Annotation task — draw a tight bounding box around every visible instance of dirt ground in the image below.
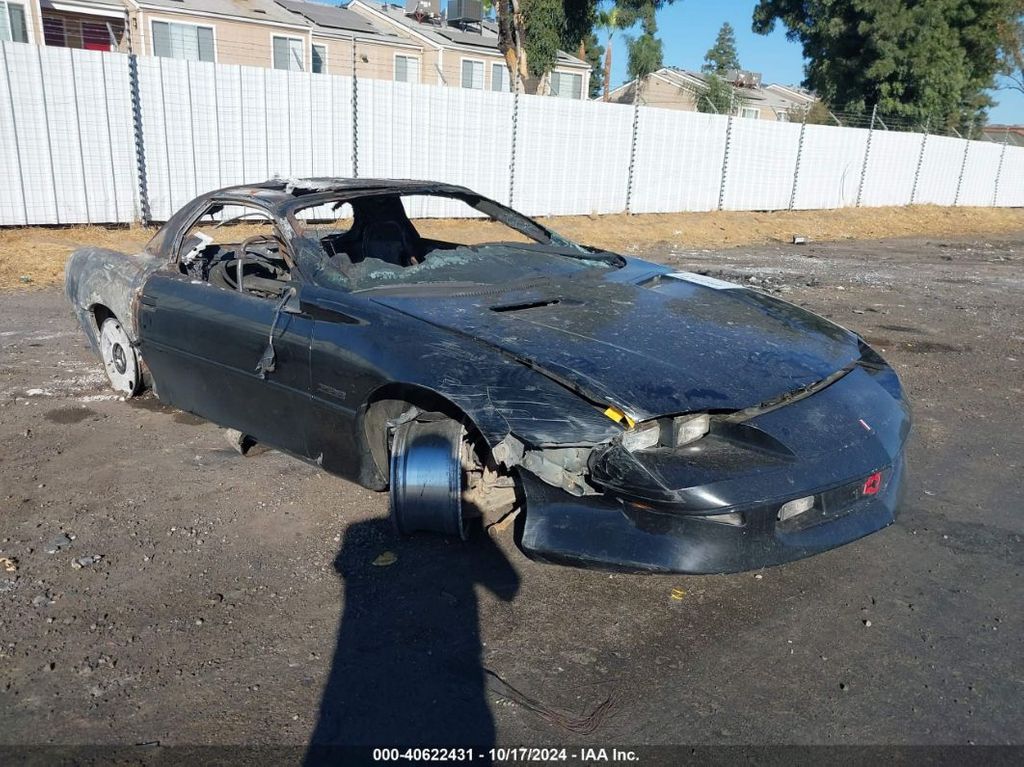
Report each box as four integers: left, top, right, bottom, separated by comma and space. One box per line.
3, 205, 1024, 290
1, 230, 1022, 755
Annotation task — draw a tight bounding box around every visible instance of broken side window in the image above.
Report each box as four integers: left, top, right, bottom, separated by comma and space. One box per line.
178, 203, 294, 298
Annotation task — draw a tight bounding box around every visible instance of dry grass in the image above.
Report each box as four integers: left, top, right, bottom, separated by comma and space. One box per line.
3, 205, 1023, 290
542, 205, 1024, 253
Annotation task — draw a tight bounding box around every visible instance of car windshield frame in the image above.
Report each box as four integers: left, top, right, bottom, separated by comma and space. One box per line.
284, 189, 575, 246
280, 189, 622, 292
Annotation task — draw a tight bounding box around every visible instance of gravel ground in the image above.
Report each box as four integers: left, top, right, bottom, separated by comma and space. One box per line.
0, 233, 1022, 751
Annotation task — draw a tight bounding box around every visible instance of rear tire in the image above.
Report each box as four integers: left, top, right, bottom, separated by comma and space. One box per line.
389, 418, 467, 540
98, 317, 141, 397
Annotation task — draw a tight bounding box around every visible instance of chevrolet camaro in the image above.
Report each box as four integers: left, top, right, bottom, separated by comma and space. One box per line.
65, 178, 910, 573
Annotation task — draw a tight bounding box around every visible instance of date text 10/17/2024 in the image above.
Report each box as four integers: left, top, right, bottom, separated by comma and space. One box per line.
372, 747, 640, 762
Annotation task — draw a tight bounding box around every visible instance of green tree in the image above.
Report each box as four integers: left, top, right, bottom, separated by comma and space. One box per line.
696, 72, 735, 113
626, 4, 663, 83
702, 22, 740, 74
521, 0, 566, 81
583, 32, 606, 98
495, 0, 675, 95
496, 0, 598, 91
752, 0, 1017, 130
596, 6, 626, 100
803, 99, 835, 125
996, 1, 1024, 95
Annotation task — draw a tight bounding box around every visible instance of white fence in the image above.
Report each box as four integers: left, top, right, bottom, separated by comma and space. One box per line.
1, 40, 1022, 227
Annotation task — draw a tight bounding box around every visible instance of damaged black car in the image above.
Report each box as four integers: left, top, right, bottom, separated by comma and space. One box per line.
66, 178, 910, 574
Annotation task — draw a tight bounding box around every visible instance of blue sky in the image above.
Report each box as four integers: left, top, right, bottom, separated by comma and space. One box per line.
600, 1, 1024, 124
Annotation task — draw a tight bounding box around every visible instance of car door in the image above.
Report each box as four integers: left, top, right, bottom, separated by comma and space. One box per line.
138, 202, 315, 459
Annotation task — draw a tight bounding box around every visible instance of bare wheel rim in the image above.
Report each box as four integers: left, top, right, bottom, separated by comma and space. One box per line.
390, 418, 467, 540
99, 317, 140, 396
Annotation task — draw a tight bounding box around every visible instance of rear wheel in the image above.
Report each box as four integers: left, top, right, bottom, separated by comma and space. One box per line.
98, 317, 141, 397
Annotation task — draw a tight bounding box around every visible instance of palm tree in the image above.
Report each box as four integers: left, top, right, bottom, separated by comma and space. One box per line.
597, 6, 623, 101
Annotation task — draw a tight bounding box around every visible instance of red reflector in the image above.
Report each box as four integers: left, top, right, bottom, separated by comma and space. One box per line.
862, 472, 882, 495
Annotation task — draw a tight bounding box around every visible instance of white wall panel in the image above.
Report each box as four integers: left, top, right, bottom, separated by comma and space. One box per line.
956, 140, 1002, 207
309, 73, 352, 179
211, 65, 244, 189
858, 130, 921, 207
264, 68, 292, 179
791, 124, 867, 210
356, 79, 514, 217
630, 107, 728, 213
284, 70, 314, 179
39, 46, 90, 223
3, 43, 60, 223
0, 42, 30, 225
995, 145, 1024, 207
0, 42, 136, 225
512, 95, 633, 216
238, 66, 270, 184
721, 118, 802, 210
913, 134, 962, 206
187, 61, 223, 198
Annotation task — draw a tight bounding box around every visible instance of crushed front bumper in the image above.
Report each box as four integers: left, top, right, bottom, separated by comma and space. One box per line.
515, 361, 910, 574
515, 455, 904, 574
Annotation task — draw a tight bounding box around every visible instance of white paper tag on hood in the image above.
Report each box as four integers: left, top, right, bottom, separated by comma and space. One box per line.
667, 271, 743, 290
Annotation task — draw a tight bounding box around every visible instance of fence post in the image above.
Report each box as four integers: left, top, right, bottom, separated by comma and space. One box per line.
508, 69, 520, 208
788, 111, 807, 211
351, 43, 359, 178
35, 46, 61, 224
855, 104, 877, 207
910, 123, 929, 205
625, 83, 641, 214
718, 114, 734, 211
992, 128, 1010, 207
953, 123, 973, 206
127, 52, 151, 225
2, 43, 30, 225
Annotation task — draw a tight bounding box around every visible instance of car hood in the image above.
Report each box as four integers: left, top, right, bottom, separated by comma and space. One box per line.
369, 271, 863, 421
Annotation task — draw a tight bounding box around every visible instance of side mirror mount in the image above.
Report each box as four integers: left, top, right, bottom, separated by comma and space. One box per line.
281, 286, 303, 313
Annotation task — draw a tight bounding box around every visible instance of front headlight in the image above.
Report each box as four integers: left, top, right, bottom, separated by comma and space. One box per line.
671, 413, 710, 446
620, 420, 661, 452
619, 413, 711, 453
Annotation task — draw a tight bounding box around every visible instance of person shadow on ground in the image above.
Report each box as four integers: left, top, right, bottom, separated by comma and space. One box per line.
304, 518, 520, 764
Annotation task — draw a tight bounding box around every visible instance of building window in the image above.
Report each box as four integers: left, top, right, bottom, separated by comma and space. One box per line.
152, 20, 214, 62
550, 71, 582, 99
394, 54, 419, 83
311, 44, 326, 74
0, 2, 28, 43
461, 59, 483, 89
740, 107, 760, 119
491, 62, 510, 92
42, 14, 66, 46
43, 14, 123, 51
273, 36, 304, 71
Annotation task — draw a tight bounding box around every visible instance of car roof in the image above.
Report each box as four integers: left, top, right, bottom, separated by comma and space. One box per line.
201, 177, 477, 209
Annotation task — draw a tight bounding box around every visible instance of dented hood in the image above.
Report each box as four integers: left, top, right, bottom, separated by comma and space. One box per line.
369, 272, 863, 421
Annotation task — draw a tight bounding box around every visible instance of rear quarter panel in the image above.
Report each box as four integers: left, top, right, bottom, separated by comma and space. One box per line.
65, 247, 163, 349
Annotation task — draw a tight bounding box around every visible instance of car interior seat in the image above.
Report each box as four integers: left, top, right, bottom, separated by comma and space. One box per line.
360, 219, 416, 267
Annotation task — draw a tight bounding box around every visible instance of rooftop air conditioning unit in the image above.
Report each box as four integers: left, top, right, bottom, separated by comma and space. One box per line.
447, 0, 482, 23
